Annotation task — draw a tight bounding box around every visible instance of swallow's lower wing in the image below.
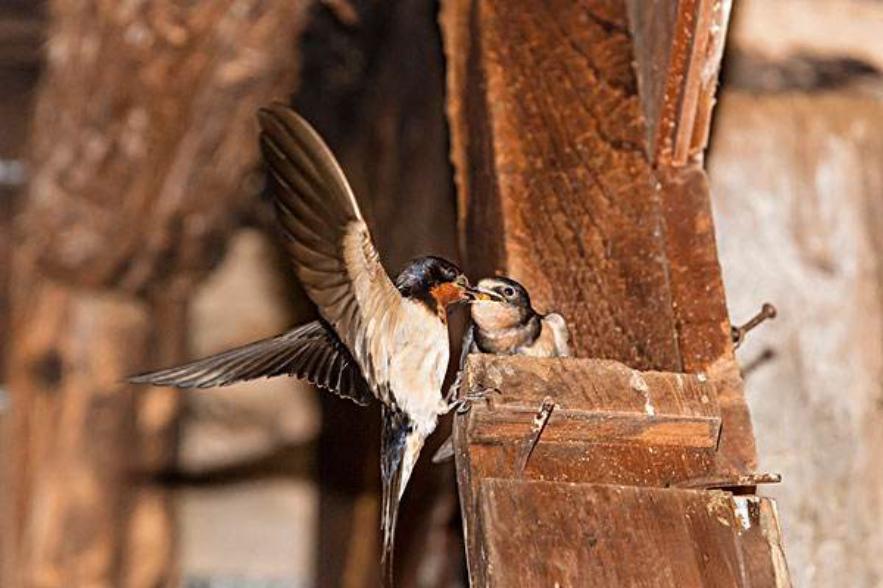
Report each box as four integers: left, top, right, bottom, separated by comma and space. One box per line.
545, 313, 571, 357
128, 321, 373, 406
259, 105, 405, 405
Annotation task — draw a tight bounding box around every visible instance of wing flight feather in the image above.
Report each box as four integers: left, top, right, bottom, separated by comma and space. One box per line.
258, 104, 405, 405
129, 321, 373, 405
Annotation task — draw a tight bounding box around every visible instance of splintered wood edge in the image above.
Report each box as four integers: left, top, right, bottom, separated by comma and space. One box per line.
627, 0, 732, 165
674, 472, 782, 490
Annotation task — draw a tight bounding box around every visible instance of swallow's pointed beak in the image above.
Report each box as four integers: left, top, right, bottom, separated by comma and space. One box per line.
464, 285, 504, 303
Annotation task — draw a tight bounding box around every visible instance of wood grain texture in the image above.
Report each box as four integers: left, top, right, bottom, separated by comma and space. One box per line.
628, 0, 732, 165
5, 1, 310, 586
627, 0, 753, 471
19, 0, 307, 295
465, 355, 719, 417
442, 0, 681, 370
454, 357, 727, 583
441, 0, 779, 584
628, 0, 755, 473
657, 166, 756, 472
463, 355, 720, 448
658, 167, 733, 373
732, 496, 792, 587
474, 480, 789, 588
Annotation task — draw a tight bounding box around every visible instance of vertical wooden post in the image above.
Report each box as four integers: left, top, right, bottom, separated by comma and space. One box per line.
441, 0, 788, 585
4, 1, 308, 586
0, 9, 43, 583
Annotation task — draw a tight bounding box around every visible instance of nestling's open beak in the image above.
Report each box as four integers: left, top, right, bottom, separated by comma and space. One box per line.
463, 285, 504, 303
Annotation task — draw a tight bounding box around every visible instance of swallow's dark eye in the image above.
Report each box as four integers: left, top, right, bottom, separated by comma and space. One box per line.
502, 287, 515, 298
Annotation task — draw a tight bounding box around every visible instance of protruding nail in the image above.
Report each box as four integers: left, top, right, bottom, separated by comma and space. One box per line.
732, 303, 777, 348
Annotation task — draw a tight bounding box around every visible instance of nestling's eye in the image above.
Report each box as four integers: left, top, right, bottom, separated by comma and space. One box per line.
502, 286, 515, 298
455, 275, 468, 287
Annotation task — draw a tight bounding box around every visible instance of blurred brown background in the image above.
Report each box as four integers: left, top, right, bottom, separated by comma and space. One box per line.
1, 0, 882, 587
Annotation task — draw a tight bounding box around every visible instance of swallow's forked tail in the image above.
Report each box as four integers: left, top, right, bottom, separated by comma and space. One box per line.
380, 406, 424, 588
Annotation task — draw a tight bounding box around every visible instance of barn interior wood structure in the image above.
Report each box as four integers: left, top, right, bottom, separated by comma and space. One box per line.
3, 0, 883, 586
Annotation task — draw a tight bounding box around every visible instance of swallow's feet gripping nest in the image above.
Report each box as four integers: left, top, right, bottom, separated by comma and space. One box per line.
446, 386, 501, 414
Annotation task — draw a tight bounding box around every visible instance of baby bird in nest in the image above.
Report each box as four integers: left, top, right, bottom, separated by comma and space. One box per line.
433, 276, 570, 462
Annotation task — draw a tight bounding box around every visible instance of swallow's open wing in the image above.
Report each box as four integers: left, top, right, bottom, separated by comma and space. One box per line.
129, 321, 373, 405
259, 104, 404, 405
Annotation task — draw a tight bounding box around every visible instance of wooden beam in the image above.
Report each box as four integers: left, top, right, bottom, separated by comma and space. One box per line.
441, 0, 754, 466
462, 356, 720, 449
454, 356, 728, 575
442, 0, 682, 370
4, 1, 309, 586
441, 0, 784, 584
628, 0, 732, 165
474, 480, 790, 587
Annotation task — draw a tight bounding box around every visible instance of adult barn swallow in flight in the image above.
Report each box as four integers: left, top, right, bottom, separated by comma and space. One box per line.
130, 104, 490, 587
433, 276, 570, 463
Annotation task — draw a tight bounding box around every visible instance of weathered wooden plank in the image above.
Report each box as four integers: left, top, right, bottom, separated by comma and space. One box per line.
626, 0, 755, 471
657, 166, 757, 472
628, 0, 757, 474
465, 355, 719, 417
462, 355, 720, 449
442, 0, 779, 584
674, 472, 781, 491
468, 412, 719, 449
658, 167, 733, 372
459, 440, 717, 488
441, 0, 757, 475
454, 356, 726, 584
474, 480, 787, 588
628, 0, 732, 165
732, 496, 792, 587
442, 0, 681, 370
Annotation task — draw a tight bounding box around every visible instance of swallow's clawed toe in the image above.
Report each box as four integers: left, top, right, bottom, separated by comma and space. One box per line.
446, 385, 501, 414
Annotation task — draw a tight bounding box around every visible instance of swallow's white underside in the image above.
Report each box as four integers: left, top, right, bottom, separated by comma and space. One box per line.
388, 299, 450, 437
